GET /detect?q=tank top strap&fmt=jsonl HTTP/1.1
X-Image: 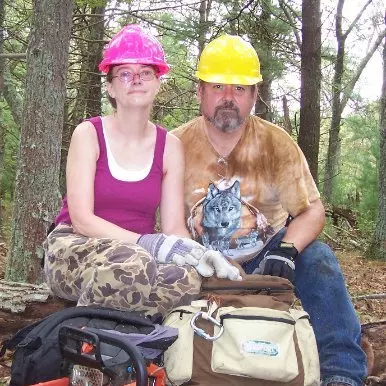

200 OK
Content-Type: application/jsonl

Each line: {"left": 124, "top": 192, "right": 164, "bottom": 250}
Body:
{"left": 153, "top": 125, "right": 167, "bottom": 172}
{"left": 87, "top": 116, "right": 106, "bottom": 160}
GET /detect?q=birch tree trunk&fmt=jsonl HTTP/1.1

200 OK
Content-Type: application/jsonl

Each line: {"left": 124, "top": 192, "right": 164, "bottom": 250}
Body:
{"left": 298, "top": 0, "right": 321, "bottom": 183}
{"left": 5, "top": 0, "right": 74, "bottom": 283}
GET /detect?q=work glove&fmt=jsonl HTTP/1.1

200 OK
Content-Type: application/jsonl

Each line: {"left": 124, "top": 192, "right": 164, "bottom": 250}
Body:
{"left": 137, "top": 233, "right": 205, "bottom": 266}
{"left": 196, "top": 250, "right": 242, "bottom": 281}
{"left": 254, "top": 242, "right": 298, "bottom": 282}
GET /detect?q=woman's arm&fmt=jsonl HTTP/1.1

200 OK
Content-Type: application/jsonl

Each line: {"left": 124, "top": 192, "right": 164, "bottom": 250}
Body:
{"left": 66, "top": 121, "right": 140, "bottom": 243}
{"left": 159, "top": 133, "right": 191, "bottom": 238}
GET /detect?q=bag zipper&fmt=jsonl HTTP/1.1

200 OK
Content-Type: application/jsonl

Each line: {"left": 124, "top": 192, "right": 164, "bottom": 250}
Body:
{"left": 220, "top": 314, "right": 296, "bottom": 325}
{"left": 201, "top": 286, "right": 291, "bottom": 294}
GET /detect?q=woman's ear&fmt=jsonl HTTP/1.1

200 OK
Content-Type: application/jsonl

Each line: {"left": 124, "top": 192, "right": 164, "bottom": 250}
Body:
{"left": 106, "top": 82, "right": 114, "bottom": 99}
{"left": 154, "top": 78, "right": 161, "bottom": 94}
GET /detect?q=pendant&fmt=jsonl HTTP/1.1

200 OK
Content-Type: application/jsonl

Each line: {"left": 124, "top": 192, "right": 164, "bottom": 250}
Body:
{"left": 217, "top": 157, "right": 228, "bottom": 168}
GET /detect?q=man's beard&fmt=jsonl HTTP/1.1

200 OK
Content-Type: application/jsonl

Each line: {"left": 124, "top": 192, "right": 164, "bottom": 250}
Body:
{"left": 205, "top": 101, "right": 245, "bottom": 133}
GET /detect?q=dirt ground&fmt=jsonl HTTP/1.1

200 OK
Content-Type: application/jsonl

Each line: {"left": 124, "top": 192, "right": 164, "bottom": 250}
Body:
{"left": 0, "top": 245, "right": 385, "bottom": 384}
{"left": 336, "top": 250, "right": 386, "bottom": 324}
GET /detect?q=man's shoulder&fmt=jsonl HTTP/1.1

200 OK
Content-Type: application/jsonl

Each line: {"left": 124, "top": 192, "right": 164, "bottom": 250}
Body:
{"left": 171, "top": 116, "right": 203, "bottom": 140}
{"left": 248, "top": 116, "right": 294, "bottom": 141}
{"left": 245, "top": 116, "right": 300, "bottom": 154}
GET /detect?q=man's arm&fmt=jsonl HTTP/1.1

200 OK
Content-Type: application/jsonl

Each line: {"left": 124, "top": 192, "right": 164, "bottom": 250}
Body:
{"left": 282, "top": 199, "right": 326, "bottom": 253}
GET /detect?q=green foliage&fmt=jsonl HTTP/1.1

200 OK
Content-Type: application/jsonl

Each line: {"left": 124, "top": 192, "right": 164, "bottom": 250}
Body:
{"left": 74, "top": 0, "right": 108, "bottom": 7}
{"left": 331, "top": 103, "right": 380, "bottom": 234}
{"left": 0, "top": 101, "right": 19, "bottom": 201}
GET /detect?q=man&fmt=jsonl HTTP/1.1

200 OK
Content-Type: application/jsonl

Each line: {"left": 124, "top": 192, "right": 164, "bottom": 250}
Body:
{"left": 172, "top": 34, "right": 367, "bottom": 386}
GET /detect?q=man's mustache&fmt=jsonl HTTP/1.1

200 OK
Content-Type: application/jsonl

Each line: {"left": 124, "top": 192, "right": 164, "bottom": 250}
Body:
{"left": 214, "top": 101, "right": 240, "bottom": 115}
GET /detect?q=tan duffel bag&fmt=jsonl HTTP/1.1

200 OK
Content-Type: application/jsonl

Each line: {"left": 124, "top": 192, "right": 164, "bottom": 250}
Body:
{"left": 163, "top": 274, "right": 320, "bottom": 386}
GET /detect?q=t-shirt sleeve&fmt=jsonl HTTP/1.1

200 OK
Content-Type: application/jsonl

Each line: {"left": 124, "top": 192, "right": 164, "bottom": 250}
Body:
{"left": 275, "top": 136, "right": 320, "bottom": 217}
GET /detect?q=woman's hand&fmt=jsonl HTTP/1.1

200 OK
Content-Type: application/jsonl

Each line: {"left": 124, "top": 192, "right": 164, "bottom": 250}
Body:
{"left": 137, "top": 233, "right": 205, "bottom": 266}
{"left": 196, "top": 250, "right": 242, "bottom": 281}
{"left": 138, "top": 233, "right": 241, "bottom": 280}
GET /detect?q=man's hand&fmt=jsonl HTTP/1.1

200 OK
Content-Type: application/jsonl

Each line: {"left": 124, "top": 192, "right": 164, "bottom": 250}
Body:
{"left": 137, "top": 234, "right": 205, "bottom": 266}
{"left": 196, "top": 250, "right": 242, "bottom": 281}
{"left": 255, "top": 243, "right": 298, "bottom": 282}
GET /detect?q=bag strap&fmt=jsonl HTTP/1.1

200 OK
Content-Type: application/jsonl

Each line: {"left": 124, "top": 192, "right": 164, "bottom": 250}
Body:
{"left": 0, "top": 306, "right": 154, "bottom": 356}
{"left": 0, "top": 318, "right": 44, "bottom": 356}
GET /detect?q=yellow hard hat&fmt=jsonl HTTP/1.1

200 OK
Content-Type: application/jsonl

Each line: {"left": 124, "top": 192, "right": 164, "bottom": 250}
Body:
{"left": 196, "top": 34, "right": 263, "bottom": 85}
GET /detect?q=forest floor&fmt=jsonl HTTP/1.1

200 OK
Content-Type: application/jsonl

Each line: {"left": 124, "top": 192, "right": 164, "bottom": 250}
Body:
{"left": 0, "top": 243, "right": 385, "bottom": 383}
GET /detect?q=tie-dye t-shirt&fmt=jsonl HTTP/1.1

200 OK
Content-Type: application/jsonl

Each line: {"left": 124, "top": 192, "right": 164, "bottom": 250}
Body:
{"left": 172, "top": 116, "right": 320, "bottom": 263}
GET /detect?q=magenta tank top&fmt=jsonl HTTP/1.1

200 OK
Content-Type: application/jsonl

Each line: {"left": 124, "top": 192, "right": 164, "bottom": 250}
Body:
{"left": 56, "top": 116, "right": 167, "bottom": 234}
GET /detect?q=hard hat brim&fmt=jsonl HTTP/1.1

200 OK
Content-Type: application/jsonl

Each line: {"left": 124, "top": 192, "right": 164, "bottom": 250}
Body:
{"left": 196, "top": 71, "right": 263, "bottom": 86}
{"left": 99, "top": 58, "right": 170, "bottom": 76}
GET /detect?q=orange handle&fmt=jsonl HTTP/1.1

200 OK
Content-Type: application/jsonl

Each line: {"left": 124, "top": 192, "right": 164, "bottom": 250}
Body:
{"left": 126, "top": 363, "right": 166, "bottom": 386}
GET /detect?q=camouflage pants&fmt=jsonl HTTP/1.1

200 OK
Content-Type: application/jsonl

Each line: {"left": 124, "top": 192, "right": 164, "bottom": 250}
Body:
{"left": 43, "top": 224, "right": 202, "bottom": 319}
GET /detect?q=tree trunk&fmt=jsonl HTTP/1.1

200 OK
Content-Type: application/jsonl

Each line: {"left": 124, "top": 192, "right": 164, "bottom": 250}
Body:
{"left": 367, "top": 12, "right": 386, "bottom": 260}
{"left": 0, "top": 0, "right": 5, "bottom": 236}
{"left": 5, "top": 0, "right": 74, "bottom": 283}
{"left": 298, "top": 0, "right": 321, "bottom": 183}
{"left": 254, "top": 0, "right": 273, "bottom": 121}
{"left": 323, "top": 0, "right": 345, "bottom": 201}
{"left": 323, "top": 0, "right": 383, "bottom": 201}
{"left": 84, "top": 5, "right": 105, "bottom": 118}
{"left": 198, "top": 0, "right": 212, "bottom": 57}
{"left": 60, "top": 8, "right": 90, "bottom": 194}
{"left": 282, "top": 95, "right": 292, "bottom": 135}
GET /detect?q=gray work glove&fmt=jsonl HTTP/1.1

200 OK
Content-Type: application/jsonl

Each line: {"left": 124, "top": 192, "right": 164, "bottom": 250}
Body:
{"left": 253, "top": 243, "right": 298, "bottom": 282}
{"left": 196, "top": 250, "right": 242, "bottom": 281}
{"left": 137, "top": 233, "right": 205, "bottom": 266}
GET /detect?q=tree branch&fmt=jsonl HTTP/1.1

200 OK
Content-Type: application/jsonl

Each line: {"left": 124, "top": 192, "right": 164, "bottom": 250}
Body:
{"left": 352, "top": 293, "right": 386, "bottom": 301}
{"left": 341, "top": 28, "right": 386, "bottom": 111}
{"left": 0, "top": 53, "right": 27, "bottom": 59}
{"left": 278, "top": 0, "right": 301, "bottom": 51}
{"left": 342, "top": 0, "right": 373, "bottom": 40}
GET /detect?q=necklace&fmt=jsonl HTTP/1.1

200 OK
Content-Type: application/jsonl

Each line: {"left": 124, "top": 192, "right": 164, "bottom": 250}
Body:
{"left": 215, "top": 154, "right": 229, "bottom": 181}
{"left": 217, "top": 155, "right": 228, "bottom": 168}
{"left": 203, "top": 125, "right": 232, "bottom": 181}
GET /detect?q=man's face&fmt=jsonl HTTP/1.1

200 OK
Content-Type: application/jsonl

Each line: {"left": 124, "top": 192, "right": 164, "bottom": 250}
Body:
{"left": 198, "top": 82, "right": 257, "bottom": 133}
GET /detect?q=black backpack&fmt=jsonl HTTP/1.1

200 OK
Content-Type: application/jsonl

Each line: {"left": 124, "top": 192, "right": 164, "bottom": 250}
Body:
{"left": 0, "top": 305, "right": 177, "bottom": 386}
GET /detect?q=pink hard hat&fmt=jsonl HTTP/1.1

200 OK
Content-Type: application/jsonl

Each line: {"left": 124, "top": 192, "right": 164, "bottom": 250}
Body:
{"left": 99, "top": 24, "right": 170, "bottom": 75}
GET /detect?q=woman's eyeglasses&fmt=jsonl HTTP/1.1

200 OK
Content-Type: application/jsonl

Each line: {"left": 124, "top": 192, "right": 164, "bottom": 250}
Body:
{"left": 111, "top": 69, "right": 156, "bottom": 83}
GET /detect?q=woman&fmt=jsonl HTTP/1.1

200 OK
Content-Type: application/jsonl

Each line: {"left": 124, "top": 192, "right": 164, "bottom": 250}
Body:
{"left": 43, "top": 25, "right": 239, "bottom": 320}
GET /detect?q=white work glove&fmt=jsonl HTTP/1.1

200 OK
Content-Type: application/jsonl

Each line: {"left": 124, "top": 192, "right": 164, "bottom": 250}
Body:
{"left": 196, "top": 250, "right": 242, "bottom": 281}
{"left": 137, "top": 233, "right": 205, "bottom": 266}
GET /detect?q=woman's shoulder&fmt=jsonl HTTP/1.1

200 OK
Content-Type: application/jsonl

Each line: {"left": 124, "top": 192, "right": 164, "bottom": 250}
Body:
{"left": 70, "top": 119, "right": 100, "bottom": 151}
{"left": 164, "top": 131, "right": 183, "bottom": 153}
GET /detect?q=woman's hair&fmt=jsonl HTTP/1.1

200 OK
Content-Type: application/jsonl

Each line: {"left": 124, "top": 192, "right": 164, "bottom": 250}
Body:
{"left": 106, "top": 65, "right": 160, "bottom": 110}
{"left": 106, "top": 68, "right": 118, "bottom": 109}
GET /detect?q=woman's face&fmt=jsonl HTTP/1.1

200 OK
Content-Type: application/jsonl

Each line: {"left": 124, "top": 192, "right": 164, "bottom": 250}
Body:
{"left": 106, "top": 64, "right": 161, "bottom": 109}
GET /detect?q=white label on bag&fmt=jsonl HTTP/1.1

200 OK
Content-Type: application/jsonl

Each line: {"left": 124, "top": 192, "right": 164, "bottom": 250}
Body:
{"left": 242, "top": 340, "right": 279, "bottom": 356}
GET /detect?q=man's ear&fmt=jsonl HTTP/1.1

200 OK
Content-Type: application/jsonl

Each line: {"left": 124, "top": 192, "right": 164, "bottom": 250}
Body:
{"left": 253, "top": 84, "right": 259, "bottom": 100}
{"left": 196, "top": 82, "right": 203, "bottom": 103}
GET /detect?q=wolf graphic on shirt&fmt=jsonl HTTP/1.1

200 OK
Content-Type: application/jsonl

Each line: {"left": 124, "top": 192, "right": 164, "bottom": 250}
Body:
{"left": 199, "top": 180, "right": 275, "bottom": 262}
{"left": 201, "top": 181, "right": 242, "bottom": 253}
